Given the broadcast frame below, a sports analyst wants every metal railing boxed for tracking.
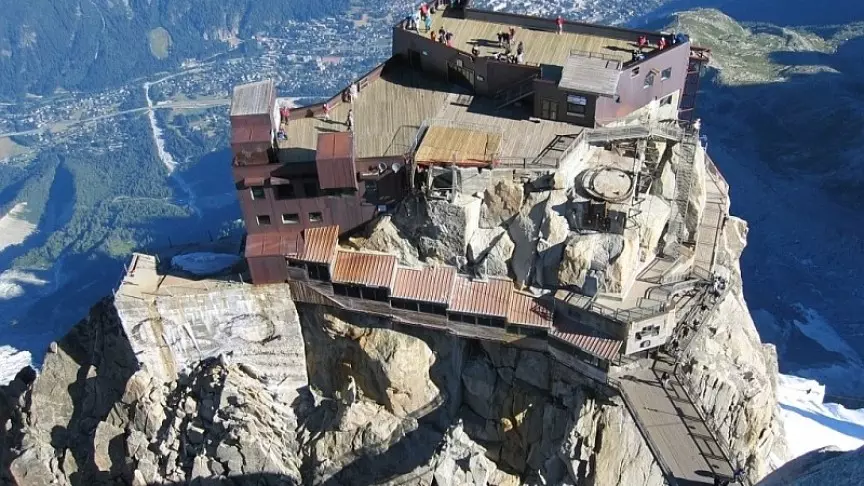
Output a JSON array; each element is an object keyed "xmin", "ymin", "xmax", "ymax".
[
  {"xmin": 495, "ymin": 155, "xmax": 560, "ymax": 169},
  {"xmin": 586, "ymin": 123, "xmax": 685, "ymax": 144},
  {"xmin": 568, "ymin": 49, "xmax": 623, "ymax": 68}
]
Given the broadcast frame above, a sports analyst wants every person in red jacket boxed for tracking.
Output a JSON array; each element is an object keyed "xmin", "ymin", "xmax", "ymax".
[{"xmin": 556, "ymin": 15, "xmax": 564, "ymax": 34}]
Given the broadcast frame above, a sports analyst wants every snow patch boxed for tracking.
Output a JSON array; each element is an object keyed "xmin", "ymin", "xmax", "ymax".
[
  {"xmin": 0, "ymin": 269, "xmax": 48, "ymax": 301},
  {"xmin": 792, "ymin": 305, "xmax": 863, "ymax": 365},
  {"xmin": 779, "ymin": 374, "xmax": 864, "ymax": 460},
  {"xmin": 0, "ymin": 202, "xmax": 36, "ymax": 252},
  {"xmin": 0, "ymin": 345, "xmax": 32, "ymax": 386},
  {"xmin": 171, "ymin": 252, "xmax": 241, "ymax": 276}
]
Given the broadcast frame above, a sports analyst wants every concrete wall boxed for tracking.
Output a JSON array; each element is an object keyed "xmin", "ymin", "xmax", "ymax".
[
  {"xmin": 115, "ymin": 283, "xmax": 309, "ymax": 399},
  {"xmin": 623, "ymin": 311, "xmax": 676, "ymax": 355}
]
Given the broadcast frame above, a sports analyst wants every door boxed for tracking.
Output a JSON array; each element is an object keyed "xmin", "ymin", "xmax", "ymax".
[
  {"xmin": 448, "ymin": 61, "xmax": 475, "ymax": 91},
  {"xmin": 541, "ymin": 99, "xmax": 558, "ymax": 120}
]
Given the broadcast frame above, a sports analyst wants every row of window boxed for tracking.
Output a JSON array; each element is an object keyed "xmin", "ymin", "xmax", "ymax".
[
  {"xmin": 637, "ymin": 67, "xmax": 673, "ymax": 88},
  {"xmin": 251, "ymin": 182, "xmax": 320, "ymax": 201},
  {"xmin": 256, "ymin": 212, "xmax": 323, "ymax": 226}
]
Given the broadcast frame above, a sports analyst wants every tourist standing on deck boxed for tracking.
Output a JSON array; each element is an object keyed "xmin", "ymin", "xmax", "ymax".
[
  {"xmin": 349, "ymin": 83, "xmax": 358, "ymax": 102},
  {"xmin": 346, "ymin": 109, "xmax": 354, "ymax": 131},
  {"xmin": 322, "ymin": 103, "xmax": 330, "ymax": 121},
  {"xmin": 517, "ymin": 41, "xmax": 524, "ymax": 56},
  {"xmin": 424, "ymin": 14, "xmax": 432, "ymax": 33},
  {"xmin": 556, "ymin": 15, "xmax": 564, "ymax": 34}
]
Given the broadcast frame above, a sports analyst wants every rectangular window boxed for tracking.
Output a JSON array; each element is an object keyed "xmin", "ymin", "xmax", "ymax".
[
  {"xmin": 661, "ymin": 67, "xmax": 672, "ymax": 80},
  {"xmin": 275, "ymin": 184, "xmax": 295, "ymax": 200},
  {"xmin": 250, "ymin": 187, "xmax": 266, "ymax": 200},
  {"xmin": 644, "ymin": 71, "xmax": 655, "ymax": 88},
  {"xmin": 631, "ymin": 67, "xmax": 640, "ymax": 77},
  {"xmin": 282, "ymin": 213, "xmax": 299, "ymax": 224},
  {"xmin": 566, "ymin": 94, "xmax": 587, "ymax": 117},
  {"xmin": 309, "ymin": 212, "xmax": 323, "ymax": 223},
  {"xmin": 660, "ymin": 94, "xmax": 673, "ymax": 106},
  {"xmin": 256, "ymin": 214, "xmax": 271, "ymax": 225},
  {"xmin": 303, "ymin": 181, "xmax": 319, "ymax": 198}
]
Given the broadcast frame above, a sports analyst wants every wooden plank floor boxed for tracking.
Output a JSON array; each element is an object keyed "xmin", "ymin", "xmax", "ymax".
[
  {"xmin": 415, "ymin": 125, "xmax": 501, "ymax": 163},
  {"xmin": 616, "ymin": 360, "xmax": 735, "ymax": 484},
  {"xmin": 425, "ymin": 10, "xmax": 635, "ymax": 66}
]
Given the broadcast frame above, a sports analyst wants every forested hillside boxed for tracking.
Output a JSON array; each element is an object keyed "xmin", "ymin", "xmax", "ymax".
[{"xmin": 0, "ymin": 0, "xmax": 349, "ymax": 99}]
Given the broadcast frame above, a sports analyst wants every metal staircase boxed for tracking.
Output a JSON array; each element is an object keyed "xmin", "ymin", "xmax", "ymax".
[
  {"xmin": 495, "ymin": 76, "xmax": 536, "ymax": 110},
  {"xmin": 666, "ymin": 136, "xmax": 697, "ymax": 257}
]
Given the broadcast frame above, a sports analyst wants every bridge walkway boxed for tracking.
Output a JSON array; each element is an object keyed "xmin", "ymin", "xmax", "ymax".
[{"xmin": 614, "ymin": 358, "xmax": 735, "ymax": 485}]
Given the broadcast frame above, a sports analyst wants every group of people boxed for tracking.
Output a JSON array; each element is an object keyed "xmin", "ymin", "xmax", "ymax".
[
  {"xmin": 431, "ymin": 27, "xmax": 455, "ymax": 47},
  {"xmin": 632, "ymin": 32, "xmax": 689, "ymax": 62}
]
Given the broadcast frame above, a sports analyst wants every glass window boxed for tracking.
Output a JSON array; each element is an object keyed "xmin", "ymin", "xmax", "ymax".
[
  {"xmin": 309, "ymin": 212, "xmax": 323, "ymax": 223},
  {"xmin": 661, "ymin": 67, "xmax": 672, "ymax": 80},
  {"xmin": 256, "ymin": 214, "xmax": 271, "ymax": 225},
  {"xmin": 631, "ymin": 67, "xmax": 640, "ymax": 77},
  {"xmin": 282, "ymin": 213, "xmax": 299, "ymax": 224},
  {"xmin": 566, "ymin": 94, "xmax": 588, "ymax": 117},
  {"xmin": 660, "ymin": 94, "xmax": 673, "ymax": 106},
  {"xmin": 644, "ymin": 71, "xmax": 655, "ymax": 88},
  {"xmin": 250, "ymin": 187, "xmax": 266, "ymax": 200}
]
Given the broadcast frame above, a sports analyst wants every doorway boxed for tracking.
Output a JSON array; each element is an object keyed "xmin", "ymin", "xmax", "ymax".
[
  {"xmin": 541, "ymin": 99, "xmax": 559, "ymax": 120},
  {"xmin": 448, "ymin": 61, "xmax": 475, "ymax": 91}
]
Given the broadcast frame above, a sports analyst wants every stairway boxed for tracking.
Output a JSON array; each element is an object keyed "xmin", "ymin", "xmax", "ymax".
[
  {"xmin": 666, "ymin": 136, "xmax": 697, "ymax": 257},
  {"xmin": 496, "ymin": 76, "xmax": 536, "ymax": 110}
]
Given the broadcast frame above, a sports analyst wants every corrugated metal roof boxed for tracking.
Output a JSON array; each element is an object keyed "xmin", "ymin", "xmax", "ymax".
[
  {"xmin": 559, "ymin": 55, "xmax": 621, "ymax": 97},
  {"xmin": 391, "ymin": 266, "xmax": 457, "ymax": 304},
  {"xmin": 316, "ymin": 132, "xmax": 357, "ymax": 190},
  {"xmin": 550, "ymin": 328, "xmax": 622, "ymax": 361},
  {"xmin": 449, "ymin": 276, "xmax": 513, "ymax": 319},
  {"xmin": 332, "ymin": 250, "xmax": 397, "ymax": 288},
  {"xmin": 231, "ymin": 79, "xmax": 275, "ymax": 117},
  {"xmin": 245, "ymin": 232, "xmax": 299, "ymax": 258},
  {"xmin": 507, "ymin": 291, "xmax": 553, "ymax": 328},
  {"xmin": 297, "ymin": 226, "xmax": 339, "ymax": 264}
]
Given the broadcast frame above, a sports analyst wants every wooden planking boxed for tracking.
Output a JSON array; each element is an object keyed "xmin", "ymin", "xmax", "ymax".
[
  {"xmin": 426, "ymin": 10, "xmax": 634, "ymax": 67},
  {"xmin": 278, "ymin": 73, "xmax": 449, "ymax": 162},
  {"xmin": 415, "ymin": 126, "xmax": 501, "ymax": 164}
]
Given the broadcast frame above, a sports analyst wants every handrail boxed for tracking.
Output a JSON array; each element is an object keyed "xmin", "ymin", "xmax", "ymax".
[
  {"xmin": 608, "ymin": 377, "xmax": 679, "ymax": 486},
  {"xmin": 569, "ymin": 48, "xmax": 623, "ymax": 67},
  {"xmin": 493, "ymin": 74, "xmax": 538, "ymax": 99}
]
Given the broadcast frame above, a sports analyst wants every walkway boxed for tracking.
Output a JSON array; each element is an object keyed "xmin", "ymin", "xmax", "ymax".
[
  {"xmin": 692, "ymin": 153, "xmax": 728, "ymax": 280},
  {"xmin": 615, "ymin": 359, "xmax": 734, "ymax": 485}
]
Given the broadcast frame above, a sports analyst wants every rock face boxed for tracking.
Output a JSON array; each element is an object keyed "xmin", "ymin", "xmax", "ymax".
[
  {"xmin": 757, "ymin": 445, "xmax": 864, "ymax": 486},
  {"xmin": 558, "ymin": 232, "xmax": 637, "ymax": 293}
]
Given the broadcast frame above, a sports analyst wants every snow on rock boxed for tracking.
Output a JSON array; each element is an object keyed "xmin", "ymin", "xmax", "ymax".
[
  {"xmin": 778, "ymin": 374, "xmax": 864, "ymax": 459},
  {"xmin": 0, "ymin": 346, "xmax": 33, "ymax": 386},
  {"xmin": 170, "ymin": 252, "xmax": 241, "ymax": 276}
]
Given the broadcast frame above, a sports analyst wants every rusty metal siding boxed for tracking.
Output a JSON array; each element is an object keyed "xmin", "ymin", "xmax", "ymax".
[
  {"xmin": 449, "ymin": 276, "xmax": 512, "ymax": 319},
  {"xmin": 247, "ymin": 255, "xmax": 288, "ymax": 284},
  {"xmin": 316, "ymin": 132, "xmax": 357, "ymax": 190},
  {"xmin": 298, "ymin": 226, "xmax": 339, "ymax": 264},
  {"xmin": 332, "ymin": 251, "xmax": 397, "ymax": 288},
  {"xmin": 245, "ymin": 233, "xmax": 299, "ymax": 258},
  {"xmin": 391, "ymin": 266, "xmax": 456, "ymax": 305},
  {"xmin": 549, "ymin": 328, "xmax": 622, "ymax": 361},
  {"xmin": 507, "ymin": 291, "xmax": 553, "ymax": 328}
]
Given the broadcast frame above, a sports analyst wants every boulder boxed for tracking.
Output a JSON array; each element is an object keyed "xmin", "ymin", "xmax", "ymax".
[
  {"xmin": 354, "ymin": 216, "xmax": 421, "ymax": 266},
  {"xmin": 533, "ymin": 189, "xmax": 571, "ymax": 288},
  {"xmin": 558, "ymin": 232, "xmax": 639, "ymax": 294},
  {"xmin": 633, "ymin": 194, "xmax": 672, "ymax": 259},
  {"xmin": 508, "ymin": 191, "xmax": 549, "ymax": 286},
  {"xmin": 467, "ymin": 227, "xmax": 515, "ymax": 277},
  {"xmin": 480, "ymin": 179, "xmax": 524, "ymax": 228}
]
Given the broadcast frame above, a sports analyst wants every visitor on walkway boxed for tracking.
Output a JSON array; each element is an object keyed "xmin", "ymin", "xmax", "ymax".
[
  {"xmin": 556, "ymin": 15, "xmax": 564, "ymax": 34},
  {"xmin": 322, "ymin": 103, "xmax": 330, "ymax": 121},
  {"xmin": 349, "ymin": 83, "xmax": 358, "ymax": 102},
  {"xmin": 657, "ymin": 36, "xmax": 668, "ymax": 50},
  {"xmin": 517, "ymin": 41, "xmax": 524, "ymax": 55},
  {"xmin": 439, "ymin": 27, "xmax": 446, "ymax": 43},
  {"xmin": 516, "ymin": 52, "xmax": 524, "ymax": 64},
  {"xmin": 431, "ymin": 30, "xmax": 437, "ymax": 42},
  {"xmin": 471, "ymin": 46, "xmax": 479, "ymax": 57},
  {"xmin": 637, "ymin": 35, "xmax": 648, "ymax": 48},
  {"xmin": 509, "ymin": 26, "xmax": 516, "ymax": 42},
  {"xmin": 346, "ymin": 109, "xmax": 354, "ymax": 131},
  {"xmin": 445, "ymin": 31, "xmax": 454, "ymax": 47},
  {"xmin": 420, "ymin": 2, "xmax": 429, "ymax": 19},
  {"xmin": 424, "ymin": 14, "xmax": 432, "ymax": 32}
]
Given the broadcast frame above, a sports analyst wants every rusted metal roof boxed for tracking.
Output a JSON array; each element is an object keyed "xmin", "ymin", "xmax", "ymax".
[
  {"xmin": 316, "ymin": 132, "xmax": 357, "ymax": 190},
  {"xmin": 391, "ymin": 266, "xmax": 457, "ymax": 305},
  {"xmin": 231, "ymin": 79, "xmax": 275, "ymax": 117},
  {"xmin": 449, "ymin": 276, "xmax": 512, "ymax": 319},
  {"xmin": 245, "ymin": 232, "xmax": 299, "ymax": 258},
  {"xmin": 332, "ymin": 250, "xmax": 397, "ymax": 288},
  {"xmin": 297, "ymin": 226, "xmax": 339, "ymax": 264},
  {"xmin": 507, "ymin": 291, "xmax": 553, "ymax": 328},
  {"xmin": 550, "ymin": 328, "xmax": 622, "ymax": 361}
]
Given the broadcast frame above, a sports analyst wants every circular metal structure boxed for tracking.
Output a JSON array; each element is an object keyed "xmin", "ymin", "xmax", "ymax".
[{"xmin": 582, "ymin": 167, "xmax": 634, "ymax": 203}]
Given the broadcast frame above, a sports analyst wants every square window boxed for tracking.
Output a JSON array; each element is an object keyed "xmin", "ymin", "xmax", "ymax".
[
  {"xmin": 661, "ymin": 67, "xmax": 672, "ymax": 80},
  {"xmin": 250, "ymin": 187, "xmax": 266, "ymax": 200},
  {"xmin": 256, "ymin": 214, "xmax": 271, "ymax": 225},
  {"xmin": 644, "ymin": 71, "xmax": 655, "ymax": 88},
  {"xmin": 566, "ymin": 94, "xmax": 587, "ymax": 117},
  {"xmin": 282, "ymin": 213, "xmax": 299, "ymax": 224},
  {"xmin": 309, "ymin": 212, "xmax": 323, "ymax": 223}
]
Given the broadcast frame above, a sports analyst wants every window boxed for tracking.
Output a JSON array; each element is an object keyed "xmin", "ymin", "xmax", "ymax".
[
  {"xmin": 250, "ymin": 187, "xmax": 266, "ymax": 200},
  {"xmin": 256, "ymin": 214, "xmax": 271, "ymax": 225},
  {"xmin": 661, "ymin": 67, "xmax": 672, "ymax": 80},
  {"xmin": 282, "ymin": 213, "xmax": 299, "ymax": 224},
  {"xmin": 631, "ymin": 67, "xmax": 640, "ymax": 77},
  {"xmin": 644, "ymin": 71, "xmax": 655, "ymax": 88},
  {"xmin": 309, "ymin": 212, "xmax": 323, "ymax": 223},
  {"xmin": 640, "ymin": 340, "xmax": 652, "ymax": 349},
  {"xmin": 274, "ymin": 184, "xmax": 295, "ymax": 200},
  {"xmin": 660, "ymin": 94, "xmax": 673, "ymax": 106},
  {"xmin": 303, "ymin": 181, "xmax": 319, "ymax": 198},
  {"xmin": 566, "ymin": 94, "xmax": 588, "ymax": 117},
  {"xmin": 476, "ymin": 75, "xmax": 485, "ymax": 82}
]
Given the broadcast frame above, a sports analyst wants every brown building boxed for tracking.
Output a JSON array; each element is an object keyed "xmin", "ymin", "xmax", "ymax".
[{"xmin": 229, "ymin": 3, "xmax": 700, "ymax": 284}]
